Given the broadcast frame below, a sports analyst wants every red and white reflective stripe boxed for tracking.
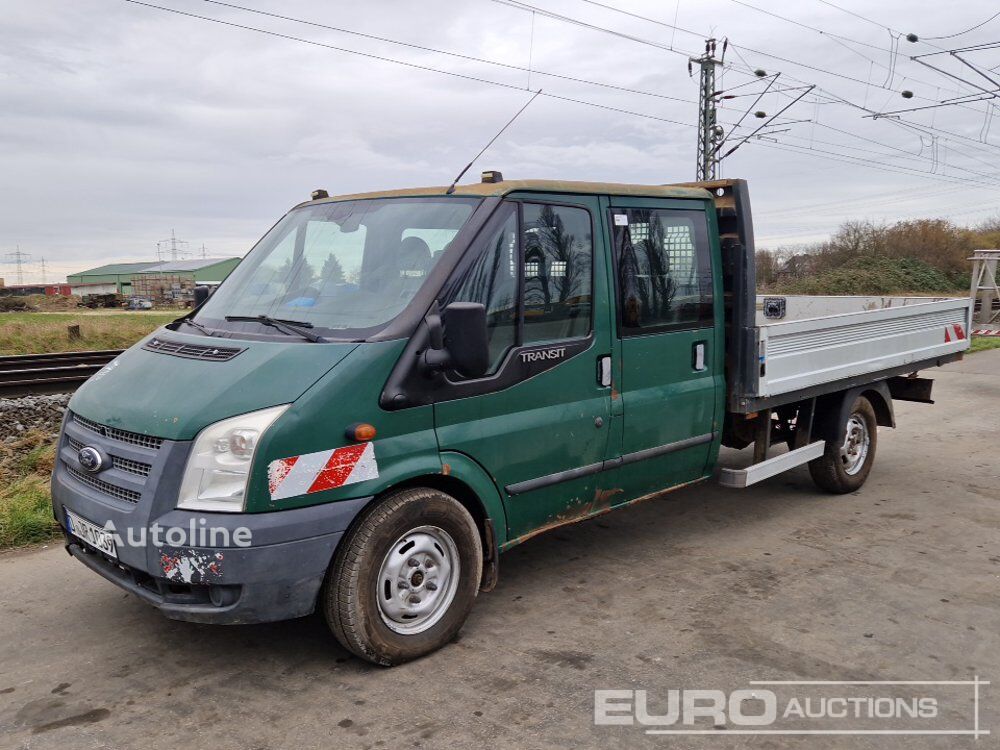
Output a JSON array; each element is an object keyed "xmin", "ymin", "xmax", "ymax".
[
  {"xmin": 973, "ymin": 328, "xmax": 1000, "ymax": 337},
  {"xmin": 268, "ymin": 443, "xmax": 378, "ymax": 501},
  {"xmin": 946, "ymin": 323, "xmax": 967, "ymax": 343}
]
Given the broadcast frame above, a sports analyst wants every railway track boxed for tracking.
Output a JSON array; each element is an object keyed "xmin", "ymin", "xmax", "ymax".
[{"xmin": 0, "ymin": 350, "xmax": 124, "ymax": 398}]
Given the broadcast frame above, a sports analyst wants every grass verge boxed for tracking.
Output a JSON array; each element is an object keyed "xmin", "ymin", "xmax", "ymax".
[
  {"xmin": 0, "ymin": 432, "xmax": 60, "ymax": 549},
  {"xmin": 0, "ymin": 311, "xmax": 179, "ymax": 355},
  {"xmin": 970, "ymin": 335, "xmax": 1000, "ymax": 354}
]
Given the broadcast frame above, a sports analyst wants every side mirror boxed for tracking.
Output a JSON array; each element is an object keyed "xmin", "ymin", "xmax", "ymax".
[
  {"xmin": 442, "ymin": 302, "xmax": 489, "ymax": 378},
  {"xmin": 422, "ymin": 302, "xmax": 489, "ymax": 379},
  {"xmin": 193, "ymin": 285, "xmax": 212, "ymax": 307}
]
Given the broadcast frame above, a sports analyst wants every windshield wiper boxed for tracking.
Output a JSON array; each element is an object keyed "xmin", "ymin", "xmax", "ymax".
[
  {"xmin": 176, "ymin": 318, "xmax": 216, "ymax": 337},
  {"xmin": 225, "ymin": 315, "xmax": 327, "ymax": 343}
]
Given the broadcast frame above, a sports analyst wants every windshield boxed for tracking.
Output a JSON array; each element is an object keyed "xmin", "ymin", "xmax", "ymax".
[{"xmin": 195, "ymin": 197, "xmax": 479, "ymax": 339}]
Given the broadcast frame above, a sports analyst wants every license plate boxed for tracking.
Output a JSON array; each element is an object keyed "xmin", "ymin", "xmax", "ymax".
[{"xmin": 65, "ymin": 509, "xmax": 118, "ymax": 560}]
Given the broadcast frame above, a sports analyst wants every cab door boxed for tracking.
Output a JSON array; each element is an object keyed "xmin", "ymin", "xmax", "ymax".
[
  {"xmin": 604, "ymin": 199, "xmax": 724, "ymax": 501},
  {"xmin": 433, "ymin": 196, "xmax": 614, "ymax": 542}
]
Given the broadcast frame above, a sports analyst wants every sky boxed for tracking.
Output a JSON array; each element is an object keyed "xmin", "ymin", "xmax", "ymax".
[{"xmin": 2, "ymin": 0, "xmax": 999, "ymax": 283}]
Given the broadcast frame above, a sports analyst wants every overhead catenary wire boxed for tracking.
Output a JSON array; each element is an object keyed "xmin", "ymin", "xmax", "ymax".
[
  {"xmin": 502, "ymin": 0, "xmax": 993, "ymax": 136},
  {"xmin": 923, "ymin": 11, "xmax": 1000, "ymax": 41},
  {"xmin": 495, "ymin": 0, "xmax": 1000, "ymax": 178},
  {"xmin": 721, "ymin": 0, "xmax": 980, "ymax": 99},
  {"xmin": 543, "ymin": 0, "xmax": 988, "ymax": 106},
  {"xmin": 739, "ymin": 126, "xmax": 1000, "ymax": 185},
  {"xmin": 493, "ymin": 0, "xmax": 920, "ymax": 98},
  {"xmin": 199, "ymin": 0, "xmax": 695, "ymax": 104},
  {"xmin": 123, "ymin": 0, "xmax": 695, "ymax": 128},
  {"xmin": 748, "ymin": 137, "xmax": 1000, "ymax": 189},
  {"xmin": 127, "ymin": 0, "xmax": 1000, "ymax": 210}
]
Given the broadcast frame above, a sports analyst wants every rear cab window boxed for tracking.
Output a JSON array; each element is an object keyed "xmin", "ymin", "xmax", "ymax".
[{"xmin": 609, "ymin": 208, "xmax": 714, "ymax": 334}]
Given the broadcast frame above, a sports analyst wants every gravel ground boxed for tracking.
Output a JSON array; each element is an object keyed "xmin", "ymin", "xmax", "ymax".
[{"xmin": 0, "ymin": 394, "xmax": 69, "ymax": 441}]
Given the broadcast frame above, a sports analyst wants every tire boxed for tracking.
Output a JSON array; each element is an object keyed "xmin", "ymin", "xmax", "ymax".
[
  {"xmin": 323, "ymin": 487, "xmax": 483, "ymax": 666},
  {"xmin": 808, "ymin": 396, "xmax": 878, "ymax": 494}
]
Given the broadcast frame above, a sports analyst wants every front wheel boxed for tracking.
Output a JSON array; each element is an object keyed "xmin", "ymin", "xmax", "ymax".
[
  {"xmin": 323, "ymin": 488, "xmax": 483, "ymax": 666},
  {"xmin": 808, "ymin": 396, "xmax": 878, "ymax": 494}
]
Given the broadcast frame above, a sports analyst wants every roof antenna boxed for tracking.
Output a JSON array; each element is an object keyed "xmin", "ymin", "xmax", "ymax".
[{"xmin": 445, "ymin": 89, "xmax": 542, "ymax": 194}]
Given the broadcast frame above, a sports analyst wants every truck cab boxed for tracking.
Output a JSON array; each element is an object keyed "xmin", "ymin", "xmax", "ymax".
[{"xmin": 52, "ymin": 175, "xmax": 967, "ymax": 665}]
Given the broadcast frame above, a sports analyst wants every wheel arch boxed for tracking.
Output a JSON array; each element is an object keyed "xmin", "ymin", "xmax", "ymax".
[
  {"xmin": 334, "ymin": 454, "xmax": 506, "ymax": 593},
  {"xmin": 859, "ymin": 384, "xmax": 895, "ymax": 428},
  {"xmin": 814, "ymin": 380, "xmax": 894, "ymax": 442}
]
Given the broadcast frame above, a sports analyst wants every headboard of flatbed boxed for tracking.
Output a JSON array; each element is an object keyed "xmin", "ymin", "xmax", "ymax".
[{"xmin": 668, "ymin": 178, "xmax": 759, "ymax": 410}]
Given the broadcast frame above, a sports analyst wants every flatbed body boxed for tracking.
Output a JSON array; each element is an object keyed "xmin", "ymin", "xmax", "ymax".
[{"xmin": 671, "ymin": 179, "xmax": 970, "ymax": 412}]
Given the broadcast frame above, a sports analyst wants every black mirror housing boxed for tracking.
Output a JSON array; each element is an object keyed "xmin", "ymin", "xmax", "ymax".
[
  {"xmin": 193, "ymin": 285, "xmax": 212, "ymax": 308},
  {"xmin": 442, "ymin": 302, "xmax": 489, "ymax": 379}
]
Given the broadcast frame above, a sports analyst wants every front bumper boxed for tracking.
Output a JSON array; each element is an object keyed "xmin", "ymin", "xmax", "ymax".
[{"xmin": 53, "ymin": 411, "xmax": 371, "ymax": 624}]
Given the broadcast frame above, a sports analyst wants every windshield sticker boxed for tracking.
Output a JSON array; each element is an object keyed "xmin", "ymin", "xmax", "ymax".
[
  {"xmin": 613, "ymin": 214, "xmax": 629, "ymax": 226},
  {"xmin": 268, "ymin": 442, "xmax": 378, "ymax": 501}
]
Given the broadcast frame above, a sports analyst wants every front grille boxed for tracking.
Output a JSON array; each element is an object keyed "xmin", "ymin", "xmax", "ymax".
[
  {"xmin": 73, "ymin": 413, "xmax": 163, "ymax": 450},
  {"xmin": 66, "ymin": 466, "xmax": 142, "ymax": 504},
  {"xmin": 112, "ymin": 455, "xmax": 152, "ymax": 477},
  {"xmin": 67, "ymin": 437, "xmax": 152, "ymax": 477},
  {"xmin": 143, "ymin": 337, "xmax": 244, "ymax": 362}
]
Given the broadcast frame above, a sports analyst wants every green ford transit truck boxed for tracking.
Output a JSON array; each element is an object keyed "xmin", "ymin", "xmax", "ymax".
[{"xmin": 52, "ymin": 176, "xmax": 971, "ymax": 664}]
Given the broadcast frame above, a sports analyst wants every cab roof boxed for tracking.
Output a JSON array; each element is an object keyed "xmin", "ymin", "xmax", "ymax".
[{"xmin": 305, "ymin": 178, "xmax": 712, "ymax": 206}]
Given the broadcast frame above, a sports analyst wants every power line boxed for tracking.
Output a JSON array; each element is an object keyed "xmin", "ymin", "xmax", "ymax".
[
  {"xmin": 719, "ymin": 0, "xmax": 981, "ymax": 100},
  {"xmin": 748, "ymin": 137, "xmax": 1000, "ymax": 189},
  {"xmin": 130, "ymin": 0, "xmax": 1000, "ymax": 198},
  {"xmin": 883, "ymin": 116, "xmax": 1000, "ymax": 154},
  {"xmin": 490, "ymin": 0, "xmax": 694, "ymax": 56},
  {"xmin": 497, "ymin": 0, "xmax": 996, "ymax": 141},
  {"xmin": 124, "ymin": 1, "xmax": 693, "ymax": 128},
  {"xmin": 763, "ymin": 183, "xmax": 971, "ymax": 218},
  {"xmin": 511, "ymin": 0, "xmax": 984, "ymax": 106},
  {"xmin": 811, "ymin": 120, "xmax": 1000, "ymax": 178},
  {"xmin": 923, "ymin": 11, "xmax": 1000, "ymax": 41},
  {"xmin": 200, "ymin": 0, "xmax": 695, "ymax": 104},
  {"xmin": 745, "ymin": 127, "xmax": 1000, "ymax": 185},
  {"xmin": 4, "ymin": 246, "xmax": 31, "ymax": 286},
  {"xmin": 812, "ymin": 0, "xmax": 889, "ymax": 32},
  {"xmin": 726, "ymin": 0, "xmax": 890, "ymax": 54}
]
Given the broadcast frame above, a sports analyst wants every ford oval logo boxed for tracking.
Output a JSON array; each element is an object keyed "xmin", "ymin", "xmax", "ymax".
[{"xmin": 78, "ymin": 446, "xmax": 103, "ymax": 473}]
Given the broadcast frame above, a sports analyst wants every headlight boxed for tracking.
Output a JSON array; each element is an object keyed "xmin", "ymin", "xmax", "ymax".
[{"xmin": 178, "ymin": 405, "xmax": 289, "ymax": 512}]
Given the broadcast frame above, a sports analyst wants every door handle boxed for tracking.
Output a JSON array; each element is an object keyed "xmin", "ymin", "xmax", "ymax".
[
  {"xmin": 692, "ymin": 342, "xmax": 707, "ymax": 372},
  {"xmin": 597, "ymin": 355, "xmax": 612, "ymax": 387}
]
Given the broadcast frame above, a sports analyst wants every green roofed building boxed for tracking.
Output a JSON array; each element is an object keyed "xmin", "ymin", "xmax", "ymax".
[
  {"xmin": 67, "ymin": 262, "xmax": 161, "ymax": 295},
  {"xmin": 68, "ymin": 257, "xmax": 241, "ymax": 296}
]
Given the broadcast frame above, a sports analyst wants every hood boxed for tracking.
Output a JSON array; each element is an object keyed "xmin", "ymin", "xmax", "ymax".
[{"xmin": 68, "ymin": 329, "xmax": 357, "ymax": 441}]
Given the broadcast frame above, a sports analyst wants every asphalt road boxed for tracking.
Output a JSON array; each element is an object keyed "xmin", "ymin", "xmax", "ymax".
[{"xmin": 2, "ymin": 351, "xmax": 998, "ymax": 749}]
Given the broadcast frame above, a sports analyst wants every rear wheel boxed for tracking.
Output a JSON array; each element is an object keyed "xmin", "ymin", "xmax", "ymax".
[
  {"xmin": 323, "ymin": 487, "xmax": 483, "ymax": 666},
  {"xmin": 808, "ymin": 396, "xmax": 877, "ymax": 494}
]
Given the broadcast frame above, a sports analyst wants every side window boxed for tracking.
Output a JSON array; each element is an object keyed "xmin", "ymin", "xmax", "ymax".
[
  {"xmin": 444, "ymin": 205, "xmax": 518, "ymax": 373},
  {"xmin": 443, "ymin": 200, "xmax": 595, "ymax": 378},
  {"xmin": 522, "ymin": 204, "xmax": 593, "ymax": 344},
  {"xmin": 611, "ymin": 209, "xmax": 713, "ymax": 333}
]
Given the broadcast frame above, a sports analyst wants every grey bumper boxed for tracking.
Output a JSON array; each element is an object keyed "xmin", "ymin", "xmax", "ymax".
[
  {"xmin": 58, "ymin": 496, "xmax": 371, "ymax": 624},
  {"xmin": 52, "ymin": 412, "xmax": 371, "ymax": 624}
]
